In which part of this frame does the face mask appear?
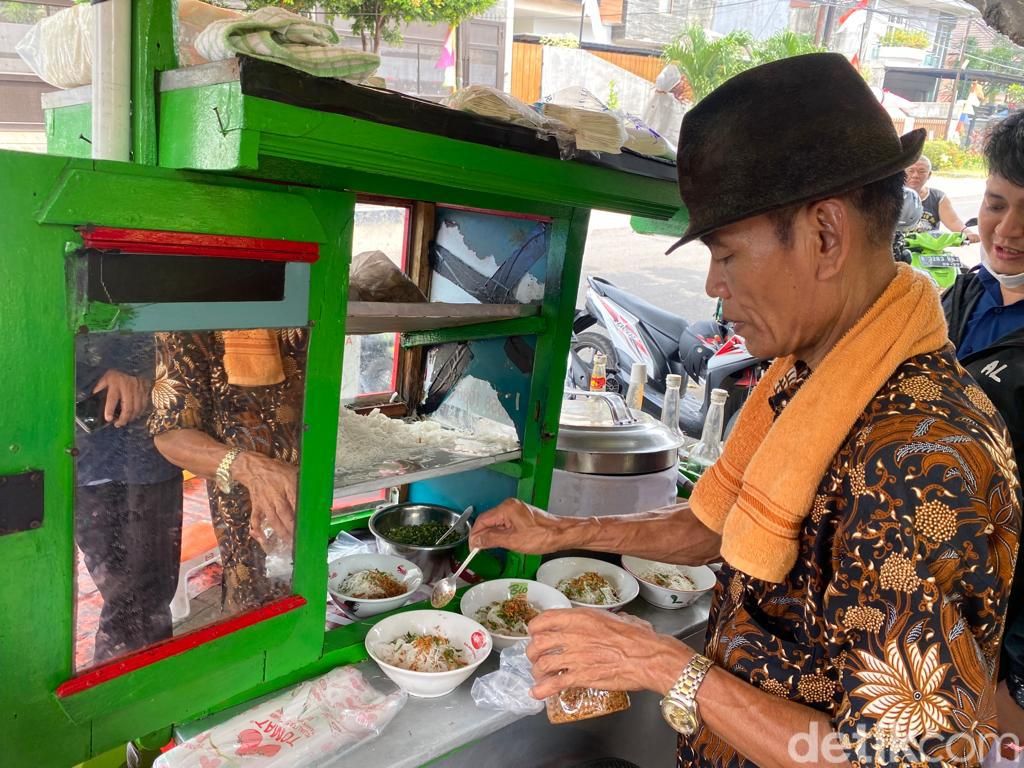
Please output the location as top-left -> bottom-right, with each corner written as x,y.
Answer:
982,250 -> 1024,290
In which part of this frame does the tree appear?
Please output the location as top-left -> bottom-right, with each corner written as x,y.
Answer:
246,0 -> 497,53
663,26 -> 754,103
749,31 -> 824,66
664,26 -> 823,104
963,36 -> 1024,103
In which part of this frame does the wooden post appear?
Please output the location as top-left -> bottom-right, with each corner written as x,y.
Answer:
944,19 -> 972,141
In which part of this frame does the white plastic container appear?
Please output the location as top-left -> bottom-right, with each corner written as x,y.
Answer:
547,463 -> 678,518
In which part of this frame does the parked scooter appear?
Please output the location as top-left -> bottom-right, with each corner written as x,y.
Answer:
567,276 -> 764,438
894,188 -> 974,291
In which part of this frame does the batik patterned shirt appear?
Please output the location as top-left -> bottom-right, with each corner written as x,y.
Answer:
678,346 -> 1020,767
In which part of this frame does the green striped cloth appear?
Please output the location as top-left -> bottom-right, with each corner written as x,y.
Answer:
195,7 -> 379,81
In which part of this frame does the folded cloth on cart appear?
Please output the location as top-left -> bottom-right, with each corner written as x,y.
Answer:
155,666 -> 406,767
194,6 -> 380,81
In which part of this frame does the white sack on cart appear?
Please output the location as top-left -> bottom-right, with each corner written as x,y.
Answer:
640,64 -> 686,150
15,3 -> 93,89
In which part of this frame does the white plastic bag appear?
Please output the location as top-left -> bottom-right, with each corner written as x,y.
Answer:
471,641 -> 545,715
155,666 -> 406,768
622,114 -> 675,160
15,3 -> 93,89
640,64 -> 686,149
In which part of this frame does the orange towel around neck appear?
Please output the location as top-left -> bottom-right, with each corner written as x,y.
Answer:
689,264 -> 949,583
222,329 -> 285,387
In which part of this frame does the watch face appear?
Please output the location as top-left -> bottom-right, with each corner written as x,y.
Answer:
661,698 -> 697,735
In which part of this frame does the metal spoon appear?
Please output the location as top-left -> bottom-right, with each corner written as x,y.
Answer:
430,547 -> 481,608
434,505 -> 474,546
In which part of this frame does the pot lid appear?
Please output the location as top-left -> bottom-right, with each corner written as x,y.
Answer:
556,391 -> 682,475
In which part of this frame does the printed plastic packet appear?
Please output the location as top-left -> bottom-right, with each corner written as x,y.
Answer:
154,666 -> 406,767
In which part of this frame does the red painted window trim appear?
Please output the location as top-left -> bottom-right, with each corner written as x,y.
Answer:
79,227 -> 319,263
56,595 -> 307,698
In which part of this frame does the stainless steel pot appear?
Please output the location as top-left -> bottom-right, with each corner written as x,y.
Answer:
555,391 -> 682,476
369,502 -> 468,582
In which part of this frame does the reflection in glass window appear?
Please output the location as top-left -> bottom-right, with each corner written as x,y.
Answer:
73,329 -> 306,672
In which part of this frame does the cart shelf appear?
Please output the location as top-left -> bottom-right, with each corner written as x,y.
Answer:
334,448 -> 522,498
345,301 -> 540,334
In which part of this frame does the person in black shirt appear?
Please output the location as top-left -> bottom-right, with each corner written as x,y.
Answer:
906,155 -> 981,242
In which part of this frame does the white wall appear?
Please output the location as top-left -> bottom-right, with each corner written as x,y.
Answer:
541,46 -> 655,115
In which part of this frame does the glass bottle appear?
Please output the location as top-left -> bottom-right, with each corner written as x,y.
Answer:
625,362 -> 647,410
660,373 -> 684,439
589,352 -> 608,392
683,388 -> 728,476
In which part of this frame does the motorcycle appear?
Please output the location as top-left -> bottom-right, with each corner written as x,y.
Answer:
894,188 -> 974,291
566,275 -> 764,438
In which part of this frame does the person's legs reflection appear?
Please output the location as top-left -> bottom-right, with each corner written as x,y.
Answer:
76,476 -> 183,665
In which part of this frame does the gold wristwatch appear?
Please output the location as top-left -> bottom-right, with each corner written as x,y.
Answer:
216,447 -> 244,494
661,653 -> 714,736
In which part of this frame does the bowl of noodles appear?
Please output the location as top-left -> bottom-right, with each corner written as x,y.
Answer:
459,578 -> 571,650
328,553 -> 423,618
365,610 -> 492,697
620,556 -> 716,609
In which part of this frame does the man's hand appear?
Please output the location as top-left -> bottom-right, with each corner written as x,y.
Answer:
526,608 -> 692,699
232,452 -> 297,551
469,499 -> 579,555
93,369 -> 149,428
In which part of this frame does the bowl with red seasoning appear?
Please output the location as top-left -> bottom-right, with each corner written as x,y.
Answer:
366,610 -> 492,697
328,553 -> 423,619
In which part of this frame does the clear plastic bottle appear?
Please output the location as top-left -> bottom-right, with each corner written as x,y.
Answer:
624,362 -> 647,410
683,388 -> 728,476
589,352 -> 608,392
660,373 -> 684,439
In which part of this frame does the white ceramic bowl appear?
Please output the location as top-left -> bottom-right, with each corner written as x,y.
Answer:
328,553 -> 423,619
459,578 -> 571,650
536,557 -> 639,611
365,610 -> 492,698
620,556 -> 716,609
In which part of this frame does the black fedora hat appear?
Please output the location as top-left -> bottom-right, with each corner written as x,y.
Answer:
668,52 -> 926,252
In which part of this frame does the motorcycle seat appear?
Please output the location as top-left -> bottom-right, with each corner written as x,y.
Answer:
590,277 -> 689,343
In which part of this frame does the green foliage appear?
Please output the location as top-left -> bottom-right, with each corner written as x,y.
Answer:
922,139 -> 985,172
750,31 -> 824,66
243,0 -> 497,52
607,80 -> 620,110
664,26 -> 823,104
1008,83 -> 1024,105
879,28 -> 931,50
0,1 -> 46,24
539,34 -> 579,48
963,37 -> 1024,102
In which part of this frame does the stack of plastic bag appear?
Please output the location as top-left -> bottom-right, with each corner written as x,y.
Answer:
155,666 -> 406,767
445,85 -> 575,155
622,114 -> 675,160
540,87 -> 627,155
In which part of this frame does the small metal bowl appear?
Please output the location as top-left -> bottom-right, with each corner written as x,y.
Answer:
369,503 -> 469,581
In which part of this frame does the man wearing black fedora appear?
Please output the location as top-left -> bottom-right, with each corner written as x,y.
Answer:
472,53 -> 1020,766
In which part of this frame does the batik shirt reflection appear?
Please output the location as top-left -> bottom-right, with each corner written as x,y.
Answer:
149,329 -> 306,614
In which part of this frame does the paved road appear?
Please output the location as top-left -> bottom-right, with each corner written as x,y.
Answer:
578,173 -> 987,321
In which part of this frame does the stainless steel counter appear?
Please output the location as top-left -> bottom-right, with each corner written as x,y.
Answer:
175,595 -> 711,768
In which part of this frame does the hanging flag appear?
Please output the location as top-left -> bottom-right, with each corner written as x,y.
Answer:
851,53 -> 861,69
838,0 -> 870,29
437,25 -> 457,90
